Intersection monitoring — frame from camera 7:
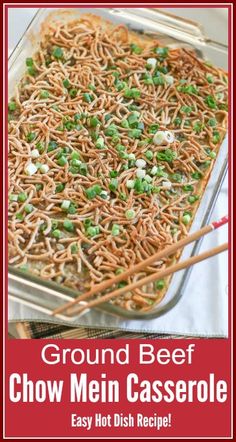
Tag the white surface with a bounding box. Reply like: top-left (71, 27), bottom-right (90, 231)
top-left (8, 7), bottom-right (228, 337)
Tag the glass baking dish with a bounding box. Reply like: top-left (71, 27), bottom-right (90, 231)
top-left (8, 7), bottom-right (228, 321)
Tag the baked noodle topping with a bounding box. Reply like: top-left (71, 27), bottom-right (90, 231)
top-left (8, 15), bottom-right (228, 311)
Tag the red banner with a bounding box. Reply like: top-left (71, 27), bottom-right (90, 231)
top-left (5, 339), bottom-right (231, 438)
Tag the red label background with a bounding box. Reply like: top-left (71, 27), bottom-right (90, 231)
top-left (5, 339), bottom-right (231, 438)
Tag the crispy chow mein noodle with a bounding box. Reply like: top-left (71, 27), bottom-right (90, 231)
top-left (8, 15), bottom-right (228, 312)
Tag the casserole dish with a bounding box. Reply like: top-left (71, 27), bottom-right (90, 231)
top-left (8, 7), bottom-right (228, 320)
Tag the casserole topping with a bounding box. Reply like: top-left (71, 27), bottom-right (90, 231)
top-left (8, 15), bottom-right (228, 311)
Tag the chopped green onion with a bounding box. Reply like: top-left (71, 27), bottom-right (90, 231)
top-left (205, 95), bottom-right (217, 109)
top-left (83, 93), bottom-right (93, 103)
top-left (128, 153), bottom-right (136, 161)
top-left (52, 221), bottom-right (58, 230)
top-left (206, 74), bottom-right (214, 83)
top-left (31, 182), bottom-right (41, 195)
top-left (174, 117), bottom-right (182, 126)
top-left (105, 114), bottom-right (112, 122)
top-left (152, 186), bottom-right (161, 193)
top-left (53, 47), bottom-right (63, 59)
top-left (85, 185), bottom-right (102, 200)
top-left (78, 163), bottom-right (88, 176)
top-left (177, 84), bottom-right (198, 95)
top-left (47, 140), bottom-right (58, 152)
top-left (90, 130), bottom-right (99, 141)
top-left (9, 194), bottom-right (18, 202)
top-left (155, 279), bottom-right (165, 290)
top-left (134, 178), bottom-right (144, 193)
top-left (201, 160), bottom-right (211, 169)
top-left (171, 173), bottom-right (182, 183)
top-left (69, 88), bottom-right (78, 98)
top-left (67, 204), bottom-right (77, 214)
top-left (74, 114), bottom-right (81, 122)
top-left (40, 90), bottom-right (49, 99)
top-left (26, 57), bottom-right (33, 67)
top-left (125, 209), bottom-right (135, 220)
top-left (124, 88), bottom-right (141, 99)
top-left (63, 120), bottom-right (75, 131)
top-left (87, 226), bottom-right (100, 237)
top-left (112, 72), bottom-right (120, 80)
top-left (209, 151), bottom-right (217, 159)
top-left (145, 150), bottom-right (153, 160)
top-left (154, 166), bottom-right (168, 178)
top-left (111, 224), bottom-right (120, 236)
top-left (193, 121), bottom-right (204, 134)
top-left (63, 220), bottom-right (75, 232)
top-left (109, 170), bottom-right (118, 178)
top-left (144, 77), bottom-right (153, 85)
top-left (8, 102), bottom-right (16, 112)
top-left (36, 142), bottom-right (44, 153)
top-left (127, 111), bottom-right (140, 126)
top-left (183, 185), bottom-right (194, 192)
top-left (182, 213), bottom-right (192, 225)
top-left (188, 195), bottom-right (199, 204)
top-left (207, 118), bottom-right (217, 127)
top-left (136, 169), bottom-right (145, 181)
top-left (219, 103), bottom-right (228, 111)
top-left (61, 200), bottom-right (71, 211)
top-left (39, 164), bottom-right (49, 173)
top-left (71, 244), bottom-right (78, 254)
top-left (128, 129), bottom-right (142, 139)
top-left (16, 213), bottom-right (24, 221)
top-left (63, 79), bottom-right (70, 88)
top-left (115, 80), bottom-right (127, 92)
top-left (26, 132), bottom-right (36, 143)
top-left (84, 219), bottom-right (92, 228)
top-left (109, 178), bottom-right (118, 192)
top-left (212, 131), bottom-right (221, 144)
top-left (180, 106), bottom-right (192, 114)
top-left (144, 174), bottom-right (152, 183)
top-left (55, 183), bottom-right (65, 193)
top-left (104, 124), bottom-right (118, 137)
top-left (192, 172), bottom-right (202, 180)
top-left (18, 192), bottom-right (27, 202)
top-left (119, 192), bottom-right (127, 201)
top-left (24, 203), bottom-right (34, 214)
top-left (71, 151), bottom-right (80, 160)
top-left (52, 229), bottom-right (62, 239)
top-left (156, 149), bottom-right (177, 163)
top-left (184, 120), bottom-right (191, 127)
top-left (154, 47), bottom-right (169, 58)
top-left (153, 76), bottom-right (165, 86)
top-left (130, 43), bottom-right (142, 54)
top-left (90, 116), bottom-right (100, 127)
top-left (24, 163), bottom-right (38, 176)
top-left (57, 156), bottom-right (68, 166)
top-left (111, 135), bottom-right (120, 145)
top-left (165, 75), bottom-right (174, 85)
top-left (27, 66), bottom-right (37, 76)
top-left (71, 159), bottom-right (81, 167)
top-left (88, 83), bottom-right (96, 91)
top-left (100, 190), bottom-right (109, 200)
top-left (148, 124), bottom-right (160, 134)
top-left (126, 179), bottom-right (134, 189)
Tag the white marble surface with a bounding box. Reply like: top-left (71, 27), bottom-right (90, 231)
top-left (8, 7), bottom-right (228, 336)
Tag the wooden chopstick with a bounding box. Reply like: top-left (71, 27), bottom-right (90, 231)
top-left (52, 215), bottom-right (228, 316)
top-left (67, 242), bottom-right (228, 316)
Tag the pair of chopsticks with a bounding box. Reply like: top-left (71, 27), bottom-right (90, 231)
top-left (52, 216), bottom-right (228, 317)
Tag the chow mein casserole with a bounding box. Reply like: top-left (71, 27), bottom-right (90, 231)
top-left (8, 13), bottom-right (228, 314)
